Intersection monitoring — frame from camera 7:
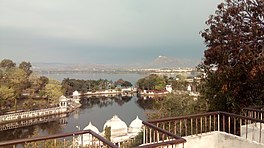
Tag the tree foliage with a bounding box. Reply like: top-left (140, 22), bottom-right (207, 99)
top-left (121, 81), bottom-right (133, 87)
top-left (7, 68), bottom-right (28, 96)
top-left (7, 68), bottom-right (28, 110)
top-left (0, 59), bottom-right (62, 112)
top-left (114, 79), bottom-right (133, 87)
top-left (147, 94), bottom-right (207, 120)
top-left (0, 85), bottom-right (15, 110)
top-left (44, 79), bottom-right (63, 106)
top-left (19, 61), bottom-right (32, 77)
top-left (61, 78), bottom-right (132, 96)
top-left (137, 74), bottom-right (167, 90)
top-left (0, 59), bottom-right (16, 69)
top-left (171, 79), bottom-right (188, 91)
top-left (104, 126), bottom-right (111, 142)
top-left (29, 74), bottom-right (49, 94)
top-left (200, 0), bottom-right (264, 112)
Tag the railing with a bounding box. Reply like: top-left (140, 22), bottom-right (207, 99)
top-left (2, 110), bottom-right (264, 147)
top-left (0, 130), bottom-right (118, 148)
top-left (0, 114), bottom-right (67, 131)
top-left (243, 106), bottom-right (264, 120)
top-left (137, 121), bottom-right (186, 148)
top-left (147, 111), bottom-right (264, 143)
top-left (0, 122), bottom-right (186, 148)
top-left (0, 107), bottom-right (67, 124)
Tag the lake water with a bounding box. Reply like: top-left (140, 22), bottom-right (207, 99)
top-left (0, 73), bottom-right (151, 141)
top-left (43, 72), bottom-right (144, 85)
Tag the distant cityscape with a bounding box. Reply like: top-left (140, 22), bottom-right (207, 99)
top-left (31, 55), bottom-right (199, 73)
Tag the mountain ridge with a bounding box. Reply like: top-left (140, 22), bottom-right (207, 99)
top-left (32, 56), bottom-right (199, 71)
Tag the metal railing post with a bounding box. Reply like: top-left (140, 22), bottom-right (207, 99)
top-left (260, 122), bottom-right (262, 143)
top-left (218, 113), bottom-right (220, 131)
top-left (72, 133), bottom-right (75, 147)
top-left (143, 125), bottom-right (146, 144)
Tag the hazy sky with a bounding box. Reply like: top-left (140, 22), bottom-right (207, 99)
top-left (0, 0), bottom-right (222, 65)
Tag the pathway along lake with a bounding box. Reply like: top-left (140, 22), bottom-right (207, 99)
top-left (0, 73), bottom-right (154, 141)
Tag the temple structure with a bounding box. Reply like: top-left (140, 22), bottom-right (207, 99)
top-left (78, 115), bottom-right (143, 147)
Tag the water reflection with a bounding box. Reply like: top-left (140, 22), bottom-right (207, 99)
top-left (0, 95), bottom-right (155, 142)
top-left (136, 97), bottom-right (155, 110)
top-left (0, 126), bottom-right (35, 141)
top-left (0, 120), bottom-right (64, 141)
top-left (80, 94), bottom-right (133, 109)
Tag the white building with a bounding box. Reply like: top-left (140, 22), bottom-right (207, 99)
top-left (128, 116), bottom-right (143, 137)
top-left (165, 85), bottom-right (173, 93)
top-left (79, 115), bottom-right (143, 147)
top-left (72, 90), bottom-right (81, 103)
top-left (81, 122), bottom-right (100, 146)
top-left (187, 85), bottom-right (192, 92)
top-left (103, 115), bottom-right (128, 138)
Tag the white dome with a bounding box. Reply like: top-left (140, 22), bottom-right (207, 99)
top-left (103, 115), bottom-right (127, 137)
top-left (83, 122), bottom-right (99, 133)
top-left (59, 95), bottom-right (67, 102)
top-left (73, 90), bottom-right (81, 96)
top-left (129, 116), bottom-right (143, 133)
top-left (82, 122), bottom-right (100, 144)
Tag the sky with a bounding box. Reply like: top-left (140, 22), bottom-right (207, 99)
top-left (0, 0), bottom-right (222, 65)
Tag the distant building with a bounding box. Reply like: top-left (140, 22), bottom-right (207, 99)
top-left (165, 85), bottom-right (172, 93)
top-left (187, 85), bottom-right (192, 92)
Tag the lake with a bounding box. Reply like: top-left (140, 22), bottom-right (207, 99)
top-left (43, 72), bottom-right (145, 85)
top-left (0, 73), bottom-right (151, 141)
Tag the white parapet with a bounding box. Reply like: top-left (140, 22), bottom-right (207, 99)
top-left (176, 131), bottom-right (264, 148)
top-left (241, 123), bottom-right (264, 144)
top-left (141, 131), bottom-right (264, 148)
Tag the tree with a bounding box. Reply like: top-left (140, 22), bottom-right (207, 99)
top-left (61, 78), bottom-right (74, 96)
top-left (38, 76), bottom-right (49, 89)
top-left (7, 68), bottom-right (28, 93)
top-left (0, 59), bottom-right (16, 69)
top-left (0, 85), bottom-right (15, 111)
top-left (28, 74), bottom-right (49, 98)
top-left (121, 81), bottom-right (132, 87)
top-left (171, 80), bottom-right (188, 91)
top-left (44, 79), bottom-right (63, 106)
top-left (176, 74), bottom-right (187, 81)
top-left (7, 68), bottom-right (28, 110)
top-left (19, 61), bottom-right (32, 77)
top-left (114, 79), bottom-right (125, 86)
top-left (0, 69), bottom-right (4, 84)
top-left (200, 0), bottom-right (264, 112)
top-left (137, 74), bottom-right (167, 90)
top-left (147, 94), bottom-right (207, 120)
top-left (32, 76), bottom-right (49, 93)
top-left (104, 126), bottom-right (111, 142)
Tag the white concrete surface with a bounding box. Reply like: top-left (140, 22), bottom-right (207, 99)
top-left (178, 131), bottom-right (264, 148)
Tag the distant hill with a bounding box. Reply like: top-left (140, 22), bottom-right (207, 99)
top-left (32, 63), bottom-right (125, 71)
top-left (32, 56), bottom-right (199, 71)
top-left (140, 56), bottom-right (199, 69)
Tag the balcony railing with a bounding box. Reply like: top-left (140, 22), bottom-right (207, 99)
top-left (138, 121), bottom-right (186, 148)
top-left (0, 130), bottom-right (118, 148)
top-left (0, 121), bottom-right (186, 148)
top-left (147, 111), bottom-right (264, 143)
top-left (243, 106), bottom-right (264, 120)
top-left (1, 110), bottom-right (264, 147)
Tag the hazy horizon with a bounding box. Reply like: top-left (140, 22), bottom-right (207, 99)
top-left (0, 0), bottom-right (222, 65)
